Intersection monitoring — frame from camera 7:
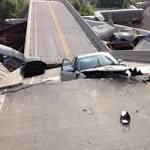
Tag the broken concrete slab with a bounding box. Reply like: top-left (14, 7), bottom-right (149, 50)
top-left (0, 68), bottom-right (23, 89)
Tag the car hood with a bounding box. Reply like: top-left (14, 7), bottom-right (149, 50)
top-left (81, 65), bottom-right (129, 73)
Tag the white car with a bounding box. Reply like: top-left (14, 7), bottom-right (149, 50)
top-left (61, 52), bottom-right (130, 81)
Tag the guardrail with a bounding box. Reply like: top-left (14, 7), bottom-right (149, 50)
top-left (24, 0), bottom-right (33, 57)
top-left (56, 0), bottom-right (109, 52)
top-left (112, 50), bottom-right (150, 63)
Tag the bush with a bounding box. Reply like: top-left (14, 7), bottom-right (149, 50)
top-left (69, 0), bottom-right (94, 15)
top-left (0, 0), bottom-right (28, 19)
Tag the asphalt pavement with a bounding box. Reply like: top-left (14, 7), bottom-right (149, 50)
top-left (27, 0), bottom-right (97, 64)
top-left (0, 79), bottom-right (150, 150)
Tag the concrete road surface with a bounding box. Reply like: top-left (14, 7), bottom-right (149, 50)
top-left (0, 79), bottom-right (150, 149)
top-left (27, 0), bottom-right (97, 64)
top-left (0, 63), bottom-right (9, 80)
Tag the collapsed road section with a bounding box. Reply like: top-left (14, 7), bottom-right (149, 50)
top-left (0, 79), bottom-right (150, 149)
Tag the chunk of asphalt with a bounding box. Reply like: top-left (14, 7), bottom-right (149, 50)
top-left (120, 111), bottom-right (131, 126)
top-left (83, 108), bottom-right (87, 112)
top-left (87, 108), bottom-right (95, 115)
top-left (83, 107), bottom-right (95, 115)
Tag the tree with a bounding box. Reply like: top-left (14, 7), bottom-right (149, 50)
top-left (123, 0), bottom-right (129, 8)
top-left (79, 3), bottom-right (93, 15)
top-left (69, 0), bottom-right (81, 11)
top-left (89, 0), bottom-right (97, 6)
top-left (0, 0), bottom-right (28, 19)
top-left (69, 0), bottom-right (93, 15)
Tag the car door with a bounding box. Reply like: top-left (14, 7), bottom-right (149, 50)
top-left (61, 59), bottom-right (77, 81)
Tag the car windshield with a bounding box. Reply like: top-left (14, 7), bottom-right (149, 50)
top-left (78, 54), bottom-right (115, 71)
top-left (98, 54), bottom-right (115, 66)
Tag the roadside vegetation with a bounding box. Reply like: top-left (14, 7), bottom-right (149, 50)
top-left (130, 0), bottom-right (142, 5)
top-left (69, 0), bottom-right (142, 15)
top-left (0, 0), bottom-right (28, 19)
top-left (69, 0), bottom-right (94, 15)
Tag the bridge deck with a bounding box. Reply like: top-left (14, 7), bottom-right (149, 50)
top-left (26, 0), bottom-right (97, 64)
top-left (0, 79), bottom-right (150, 149)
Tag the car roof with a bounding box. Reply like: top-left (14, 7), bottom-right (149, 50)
top-left (77, 52), bottom-right (111, 59)
top-left (77, 52), bottom-right (119, 64)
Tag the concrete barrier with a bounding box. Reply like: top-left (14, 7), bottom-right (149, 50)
top-left (56, 0), bottom-right (109, 52)
top-left (95, 8), bottom-right (144, 24)
top-left (112, 50), bottom-right (150, 63)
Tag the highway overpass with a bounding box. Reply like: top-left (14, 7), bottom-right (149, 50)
top-left (25, 0), bottom-right (108, 64)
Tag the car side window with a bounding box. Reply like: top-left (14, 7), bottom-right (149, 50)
top-left (98, 55), bottom-right (115, 66)
top-left (78, 56), bottom-right (100, 71)
top-left (61, 59), bottom-right (73, 72)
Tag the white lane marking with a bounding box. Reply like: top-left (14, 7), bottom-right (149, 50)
top-left (0, 94), bottom-right (6, 112)
top-left (34, 1), bottom-right (38, 56)
top-left (30, 77), bottom-right (35, 84)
